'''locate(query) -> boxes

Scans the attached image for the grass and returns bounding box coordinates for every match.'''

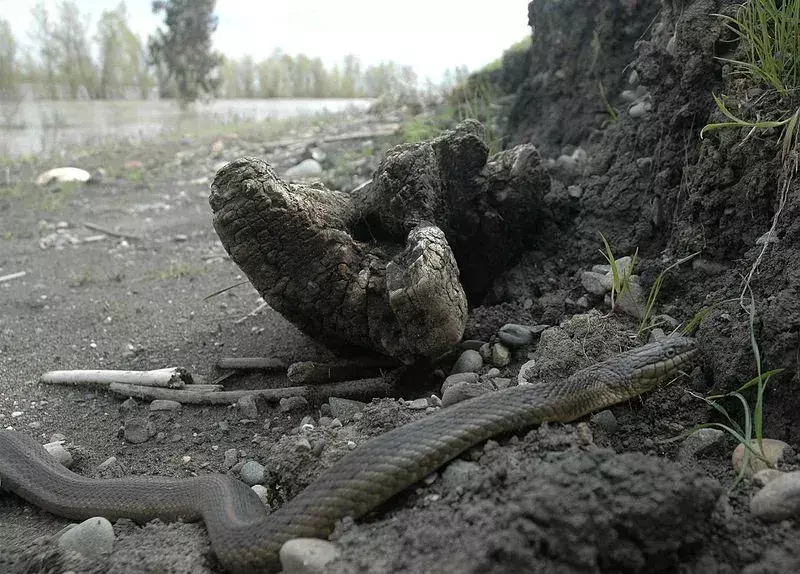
[637,251,700,337]
[452,79,503,155]
[598,81,618,124]
[70,267,96,287]
[598,233,637,313]
[155,261,203,280]
[687,293,784,488]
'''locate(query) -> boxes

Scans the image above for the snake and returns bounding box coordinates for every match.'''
[0,336,697,573]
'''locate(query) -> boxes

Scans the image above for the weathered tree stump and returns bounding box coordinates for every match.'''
[210,120,550,363]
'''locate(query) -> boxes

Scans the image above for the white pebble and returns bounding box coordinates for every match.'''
[280,538,341,574]
[57,517,115,560]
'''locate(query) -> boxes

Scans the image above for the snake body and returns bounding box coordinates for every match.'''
[0,337,697,573]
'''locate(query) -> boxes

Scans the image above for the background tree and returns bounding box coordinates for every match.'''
[148,0,222,106]
[52,0,98,99]
[96,3,150,99]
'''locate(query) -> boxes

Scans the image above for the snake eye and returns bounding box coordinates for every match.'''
[665,347,676,358]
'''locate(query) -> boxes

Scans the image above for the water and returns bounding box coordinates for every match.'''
[0,98,374,158]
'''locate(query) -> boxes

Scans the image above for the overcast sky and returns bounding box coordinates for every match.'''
[2,0,531,82]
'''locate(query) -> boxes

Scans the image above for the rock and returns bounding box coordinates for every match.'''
[732,439,792,477]
[280,396,310,413]
[284,159,323,179]
[43,442,73,468]
[479,343,492,362]
[238,395,260,418]
[295,438,312,452]
[615,279,644,319]
[581,271,610,295]
[251,484,270,506]
[750,471,800,521]
[223,448,238,469]
[629,101,652,118]
[441,460,481,490]
[279,538,341,574]
[491,343,511,367]
[678,428,726,461]
[451,350,483,374]
[123,418,155,444]
[149,400,181,411]
[328,397,366,423]
[517,359,537,385]
[589,410,619,435]
[36,167,91,186]
[498,323,534,347]
[119,397,138,415]
[484,368,501,379]
[57,517,114,561]
[647,328,666,343]
[753,469,784,487]
[460,339,486,351]
[441,382,491,407]
[239,461,266,486]
[493,377,512,389]
[567,185,582,198]
[441,372,479,393]
[405,398,429,410]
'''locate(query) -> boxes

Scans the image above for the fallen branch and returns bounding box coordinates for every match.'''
[216,357,287,371]
[234,301,270,324]
[0,271,26,284]
[79,221,142,240]
[287,358,399,384]
[40,367,191,388]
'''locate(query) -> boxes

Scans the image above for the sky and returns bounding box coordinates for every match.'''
[2,0,531,82]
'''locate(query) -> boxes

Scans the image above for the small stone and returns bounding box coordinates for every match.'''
[149,400,181,411]
[576,422,594,445]
[239,461,266,486]
[567,185,582,198]
[218,421,230,432]
[648,328,667,343]
[441,460,481,490]
[123,418,155,444]
[441,382,491,407]
[479,343,492,362]
[589,410,619,434]
[119,397,138,415]
[280,396,310,413]
[581,271,609,295]
[517,359,537,385]
[295,438,312,452]
[441,372,479,393]
[284,159,323,179]
[753,469,784,487]
[57,517,115,561]
[498,324,534,347]
[279,537,341,574]
[750,471,800,521]
[406,398,429,410]
[223,448,238,469]
[97,457,118,472]
[491,343,511,368]
[238,395,259,418]
[484,368,500,379]
[629,101,652,118]
[451,349,483,374]
[678,428,727,461]
[429,394,442,408]
[328,397,366,423]
[43,442,73,468]
[732,439,792,477]
[493,377,512,389]
[615,279,644,319]
[251,484,270,506]
[460,340,486,351]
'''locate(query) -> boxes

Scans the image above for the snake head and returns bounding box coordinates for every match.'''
[625,336,698,393]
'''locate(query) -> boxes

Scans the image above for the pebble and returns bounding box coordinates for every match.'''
[678,428,726,461]
[223,448,238,469]
[498,324,534,347]
[149,400,181,411]
[238,395,259,418]
[629,100,652,118]
[284,159,323,179]
[581,271,610,295]
[479,343,492,362]
[239,461,266,486]
[251,484,270,506]
[429,394,442,408]
[280,396,310,413]
[279,538,341,574]
[328,397,366,423]
[442,372,479,393]
[119,397,138,415]
[753,469,784,487]
[750,471,800,521]
[589,410,619,434]
[43,442,73,468]
[441,460,481,490]
[732,439,792,477]
[57,517,115,561]
[123,418,155,444]
[460,340,486,351]
[451,350,483,374]
[517,359,537,385]
[405,398,429,410]
[491,343,511,367]
[484,368,500,379]
[295,438,312,452]
[493,377,512,389]
[441,382,491,407]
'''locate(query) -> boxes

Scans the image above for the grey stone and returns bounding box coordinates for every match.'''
[581,271,609,295]
[328,397,366,423]
[678,428,726,461]
[238,395,260,418]
[280,396,310,413]
[479,343,492,362]
[223,448,238,469]
[484,368,501,379]
[123,418,155,444]
[240,460,266,486]
[451,350,483,374]
[629,101,652,118]
[493,377,512,389]
[441,372,479,393]
[406,398,429,410]
[280,537,341,574]
[441,382,491,407]
[517,359,537,385]
[284,159,323,179]
[149,399,181,411]
[732,439,792,477]
[43,442,73,468]
[498,323,534,347]
[567,185,582,198]
[441,460,481,490]
[750,471,800,521]
[589,410,619,434]
[57,517,114,561]
[753,469,784,487]
[119,397,138,415]
[251,484,270,506]
[460,339,486,351]
[491,343,511,367]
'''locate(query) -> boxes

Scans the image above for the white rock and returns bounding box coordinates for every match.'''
[284,159,323,179]
[732,439,792,477]
[57,517,114,560]
[44,441,73,468]
[750,471,800,521]
[280,538,341,574]
[36,167,91,186]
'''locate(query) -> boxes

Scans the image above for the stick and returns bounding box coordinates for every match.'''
[79,221,142,240]
[40,367,191,388]
[0,271,26,283]
[216,357,287,371]
[109,376,397,405]
[287,358,399,384]
[234,301,269,324]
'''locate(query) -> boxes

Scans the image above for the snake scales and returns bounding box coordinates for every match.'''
[0,337,697,573]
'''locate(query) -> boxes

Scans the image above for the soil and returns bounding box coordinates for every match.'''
[3,0,800,572]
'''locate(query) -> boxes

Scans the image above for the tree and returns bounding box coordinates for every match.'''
[28,2,59,99]
[95,3,150,99]
[52,0,98,99]
[148,0,221,106]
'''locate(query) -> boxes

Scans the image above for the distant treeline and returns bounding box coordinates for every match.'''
[0,1,468,102]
